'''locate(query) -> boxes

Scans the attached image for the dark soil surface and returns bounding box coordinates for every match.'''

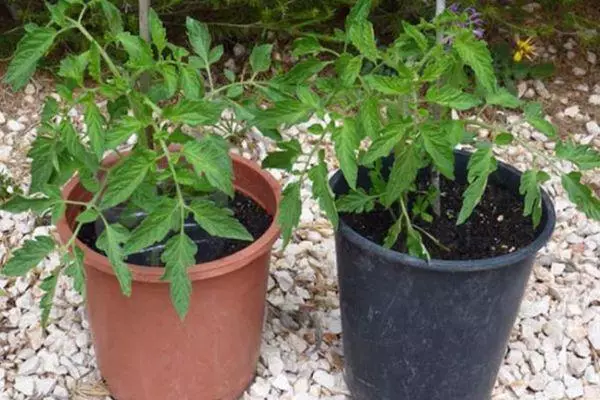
[78,192,273,266]
[341,178,537,261]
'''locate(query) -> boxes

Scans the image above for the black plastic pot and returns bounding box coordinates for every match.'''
[330,150,556,400]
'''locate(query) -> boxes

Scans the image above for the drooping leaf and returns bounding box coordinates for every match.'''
[556,141,600,170]
[105,116,145,149]
[425,85,482,110]
[364,75,412,95]
[383,218,402,249]
[363,123,406,164]
[179,67,204,100]
[292,37,321,57]
[163,99,224,126]
[457,146,498,225]
[278,182,302,247]
[336,54,363,87]
[250,44,273,74]
[359,97,381,139]
[101,150,155,208]
[65,246,86,296]
[82,100,106,160]
[263,139,302,171]
[348,19,378,62]
[421,124,455,179]
[61,121,98,172]
[183,136,233,196]
[402,21,428,52]
[149,8,167,53]
[520,170,550,228]
[39,272,58,327]
[189,200,253,241]
[58,52,89,87]
[97,224,132,296]
[561,172,600,220]
[98,0,123,35]
[4,26,57,90]
[2,236,55,276]
[384,145,420,206]
[406,228,430,260]
[124,198,178,254]
[88,43,102,82]
[254,100,313,129]
[453,32,497,94]
[272,59,327,86]
[161,234,196,319]
[308,156,339,229]
[336,188,375,213]
[524,102,557,139]
[117,32,154,69]
[332,120,360,190]
[486,88,522,108]
[28,136,57,194]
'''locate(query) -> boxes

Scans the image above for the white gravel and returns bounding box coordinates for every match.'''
[1,44,600,400]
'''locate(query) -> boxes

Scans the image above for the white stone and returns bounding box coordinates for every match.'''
[312,370,335,390]
[588,51,598,65]
[24,84,36,95]
[590,95,600,106]
[271,374,292,392]
[6,119,25,132]
[0,112,5,124]
[573,67,587,77]
[267,354,285,376]
[544,380,565,399]
[587,121,600,136]
[564,106,580,118]
[588,319,600,350]
[18,355,40,375]
[273,270,294,293]
[14,376,35,396]
[565,375,584,399]
[35,377,56,396]
[250,377,271,397]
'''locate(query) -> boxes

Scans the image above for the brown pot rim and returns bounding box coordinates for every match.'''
[56,152,281,283]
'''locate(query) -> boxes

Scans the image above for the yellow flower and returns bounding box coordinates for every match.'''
[514,36,537,63]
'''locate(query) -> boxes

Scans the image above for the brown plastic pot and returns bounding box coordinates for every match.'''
[56,152,281,400]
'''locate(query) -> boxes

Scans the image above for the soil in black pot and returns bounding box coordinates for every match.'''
[341,177,537,260]
[77,192,273,266]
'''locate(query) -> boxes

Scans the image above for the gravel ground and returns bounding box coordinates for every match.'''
[1,40,600,400]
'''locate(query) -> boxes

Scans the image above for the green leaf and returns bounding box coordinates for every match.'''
[117,32,154,68]
[348,20,378,62]
[332,120,360,190]
[556,141,600,170]
[254,100,312,129]
[348,0,372,21]
[561,172,600,220]
[161,234,196,319]
[209,45,224,64]
[383,145,420,206]
[4,26,57,90]
[149,8,167,53]
[363,123,406,164]
[40,273,58,327]
[77,208,100,224]
[402,21,428,52]
[61,121,98,172]
[364,75,412,95]
[263,139,302,171]
[99,0,123,35]
[272,59,327,86]
[28,136,56,193]
[58,52,89,87]
[189,200,253,241]
[486,88,522,108]
[41,97,59,124]
[83,99,106,159]
[179,67,204,100]
[296,86,320,108]
[421,124,455,179]
[308,157,339,229]
[383,218,402,249]
[421,53,451,82]
[336,54,362,87]
[97,224,132,296]
[2,236,55,276]
[163,99,224,126]
[183,136,233,196]
[293,37,321,57]
[453,32,497,94]
[425,85,482,110]
[359,97,381,139]
[336,188,375,213]
[186,18,211,62]
[407,228,430,260]
[0,196,53,214]
[278,182,302,247]
[457,146,498,225]
[106,116,145,149]
[524,102,557,139]
[494,132,514,145]
[520,170,549,228]
[250,44,273,74]
[88,44,102,82]
[101,151,155,208]
[124,198,178,254]
[65,246,86,296]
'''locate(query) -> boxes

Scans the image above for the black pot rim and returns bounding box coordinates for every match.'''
[331,149,557,273]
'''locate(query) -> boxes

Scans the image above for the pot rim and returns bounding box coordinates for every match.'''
[331,149,557,272]
[56,152,281,283]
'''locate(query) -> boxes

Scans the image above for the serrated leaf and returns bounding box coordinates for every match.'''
[2,236,55,276]
[453,32,497,94]
[333,120,360,190]
[272,59,327,86]
[226,85,244,99]
[278,182,302,247]
[561,172,600,220]
[41,97,59,124]
[105,116,145,149]
[495,132,514,145]
[161,234,196,319]
[336,188,375,213]
[486,87,522,108]
[425,85,482,110]
[97,224,132,296]
[407,228,430,260]
[520,170,547,228]
[556,141,600,170]
[421,54,451,82]
[58,52,89,87]
[83,100,105,159]
[65,246,86,296]
[254,100,312,129]
[209,45,224,64]
[457,146,498,225]
[124,197,178,254]
[524,102,557,139]
[4,26,57,90]
[183,136,233,196]
[308,158,338,229]
[189,200,253,241]
[101,151,155,208]
[363,123,406,164]
[117,32,154,68]
[28,136,56,194]
[336,54,362,87]
[364,75,412,95]
[384,145,420,206]
[180,67,203,100]
[359,97,381,139]
[163,99,224,126]
[293,37,321,57]
[77,208,100,224]
[0,196,53,214]
[61,121,97,172]
[40,272,58,327]
[402,21,428,52]
[88,44,102,82]
[250,44,273,74]
[99,0,123,35]
[348,20,378,62]
[186,18,211,62]
[149,8,167,53]
[263,139,302,171]
[421,124,455,179]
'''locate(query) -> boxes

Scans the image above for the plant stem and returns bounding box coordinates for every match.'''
[413,225,451,252]
[138,0,154,149]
